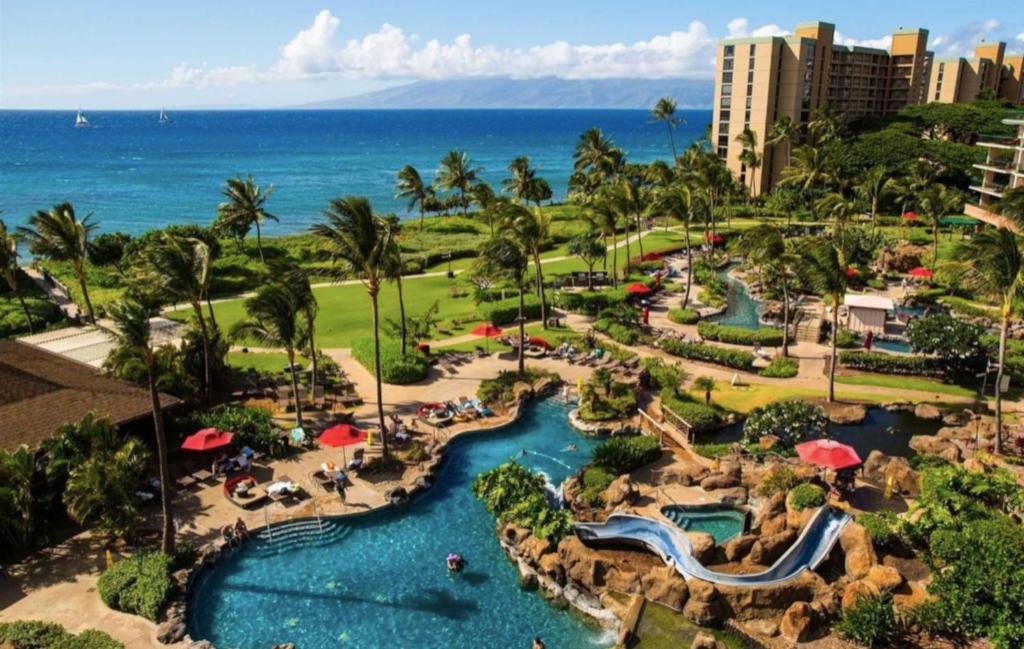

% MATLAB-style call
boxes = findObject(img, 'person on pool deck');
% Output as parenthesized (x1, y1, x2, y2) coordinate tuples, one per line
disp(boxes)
(233, 517, 249, 541)
(221, 525, 236, 548)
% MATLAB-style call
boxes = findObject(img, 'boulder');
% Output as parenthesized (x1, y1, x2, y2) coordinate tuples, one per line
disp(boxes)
(779, 601, 814, 643)
(884, 457, 920, 496)
(603, 475, 640, 511)
(909, 435, 961, 463)
(743, 618, 780, 638)
(556, 536, 640, 594)
(786, 506, 817, 532)
(706, 487, 748, 506)
(914, 403, 942, 420)
(754, 492, 786, 529)
(538, 553, 565, 585)
(839, 523, 878, 580)
(687, 532, 716, 565)
(862, 450, 891, 483)
(867, 565, 903, 591)
(942, 411, 966, 426)
(641, 564, 689, 610)
(519, 534, 554, 564)
(683, 596, 725, 626)
(156, 620, 187, 644)
(758, 512, 788, 537)
(722, 534, 757, 562)
(687, 578, 717, 602)
(700, 472, 740, 491)
(715, 571, 821, 620)
(827, 403, 867, 425)
(842, 579, 881, 611)
(747, 529, 797, 566)
(690, 632, 723, 649)
(502, 523, 531, 546)
(673, 463, 710, 486)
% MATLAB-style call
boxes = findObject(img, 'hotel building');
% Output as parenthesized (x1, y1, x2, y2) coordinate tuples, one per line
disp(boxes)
(965, 116, 1024, 229)
(929, 42, 1024, 104)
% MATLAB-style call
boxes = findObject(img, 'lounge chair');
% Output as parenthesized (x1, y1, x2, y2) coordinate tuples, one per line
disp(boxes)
(310, 469, 336, 492)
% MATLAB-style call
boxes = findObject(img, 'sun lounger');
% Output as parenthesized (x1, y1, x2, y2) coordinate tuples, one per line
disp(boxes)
(311, 469, 336, 491)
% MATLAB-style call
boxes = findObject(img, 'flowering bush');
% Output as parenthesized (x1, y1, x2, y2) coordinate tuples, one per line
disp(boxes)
(741, 400, 828, 448)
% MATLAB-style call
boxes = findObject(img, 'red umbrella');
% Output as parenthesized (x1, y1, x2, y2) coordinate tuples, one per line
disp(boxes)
(471, 323, 503, 337)
(845, 266, 859, 278)
(705, 232, 725, 244)
(795, 439, 862, 470)
(625, 282, 653, 295)
(319, 424, 367, 448)
(901, 211, 918, 220)
(181, 428, 234, 451)
(909, 267, 933, 278)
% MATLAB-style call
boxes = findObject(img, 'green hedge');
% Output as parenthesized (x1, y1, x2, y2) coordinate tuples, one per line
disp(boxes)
(759, 356, 799, 378)
(660, 338, 755, 371)
(0, 622, 124, 649)
(352, 337, 430, 384)
(593, 319, 644, 345)
(552, 289, 627, 316)
(789, 483, 825, 511)
(697, 321, 783, 346)
(479, 294, 541, 326)
(580, 465, 616, 506)
(473, 462, 575, 542)
(591, 435, 661, 474)
(660, 388, 721, 431)
(177, 404, 282, 455)
(835, 330, 859, 349)
(97, 552, 172, 622)
(838, 351, 944, 377)
(667, 308, 700, 325)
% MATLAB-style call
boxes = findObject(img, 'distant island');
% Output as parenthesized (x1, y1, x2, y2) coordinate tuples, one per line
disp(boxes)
(295, 76, 713, 110)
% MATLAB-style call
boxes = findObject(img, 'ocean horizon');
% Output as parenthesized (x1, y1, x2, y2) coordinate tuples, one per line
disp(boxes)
(0, 109, 710, 237)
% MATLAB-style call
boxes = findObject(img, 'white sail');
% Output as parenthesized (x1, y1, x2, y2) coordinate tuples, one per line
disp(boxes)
(75, 109, 90, 128)
(158, 108, 170, 123)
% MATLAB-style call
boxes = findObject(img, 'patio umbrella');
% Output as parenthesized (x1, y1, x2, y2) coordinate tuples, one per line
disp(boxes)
(527, 336, 550, 350)
(705, 232, 725, 244)
(625, 282, 653, 296)
(901, 211, 918, 220)
(795, 439, 862, 470)
(845, 267, 859, 278)
(181, 427, 234, 451)
(909, 267, 933, 278)
(320, 423, 367, 465)
(471, 322, 503, 351)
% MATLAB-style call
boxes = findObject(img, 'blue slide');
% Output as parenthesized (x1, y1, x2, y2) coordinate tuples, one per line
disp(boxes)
(575, 506, 850, 587)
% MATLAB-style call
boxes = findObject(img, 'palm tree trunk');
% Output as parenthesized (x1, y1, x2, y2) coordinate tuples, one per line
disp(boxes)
(397, 274, 408, 355)
(205, 295, 218, 330)
(287, 347, 303, 428)
(995, 312, 1008, 454)
(932, 228, 939, 272)
(623, 219, 632, 276)
(586, 263, 595, 290)
(682, 222, 692, 308)
(15, 289, 34, 334)
(668, 125, 677, 161)
(461, 189, 468, 217)
(370, 289, 389, 457)
(517, 282, 526, 374)
(307, 318, 317, 410)
(420, 205, 426, 231)
(192, 304, 213, 405)
(147, 366, 174, 555)
(74, 264, 96, 324)
(828, 302, 838, 402)
(533, 250, 548, 330)
(255, 221, 265, 263)
(636, 212, 645, 258)
(611, 233, 619, 288)
(782, 282, 790, 358)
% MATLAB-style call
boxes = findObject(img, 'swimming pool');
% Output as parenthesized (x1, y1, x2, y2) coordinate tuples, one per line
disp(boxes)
(711, 269, 762, 330)
(660, 504, 747, 544)
(187, 400, 610, 648)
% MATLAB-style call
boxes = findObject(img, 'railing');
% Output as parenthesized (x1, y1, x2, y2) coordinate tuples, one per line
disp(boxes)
(312, 499, 323, 534)
(659, 405, 694, 443)
(263, 505, 272, 543)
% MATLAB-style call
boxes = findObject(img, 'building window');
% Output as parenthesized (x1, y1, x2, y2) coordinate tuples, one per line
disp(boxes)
(724, 45, 735, 57)
(722, 71, 733, 83)
(747, 69, 754, 83)
(745, 97, 752, 108)
(717, 135, 729, 147)
(721, 84, 732, 96)
(723, 59, 734, 71)
(720, 97, 732, 108)
(719, 110, 730, 121)
(749, 44, 756, 55)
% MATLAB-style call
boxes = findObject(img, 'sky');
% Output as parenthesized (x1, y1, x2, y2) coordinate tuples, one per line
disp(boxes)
(0, 0, 1020, 109)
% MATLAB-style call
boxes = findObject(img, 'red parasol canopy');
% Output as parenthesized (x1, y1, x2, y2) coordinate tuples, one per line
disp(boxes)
(845, 267, 859, 278)
(527, 336, 550, 350)
(909, 267, 933, 278)
(471, 323, 503, 337)
(901, 211, 918, 220)
(319, 424, 367, 448)
(795, 439, 862, 470)
(181, 428, 234, 451)
(625, 282, 653, 295)
(706, 232, 725, 243)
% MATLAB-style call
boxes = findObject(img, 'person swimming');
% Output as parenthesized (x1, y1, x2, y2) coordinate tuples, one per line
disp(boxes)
(446, 553, 467, 572)
(562, 444, 578, 452)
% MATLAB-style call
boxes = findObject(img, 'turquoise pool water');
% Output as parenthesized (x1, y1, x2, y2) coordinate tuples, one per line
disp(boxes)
(187, 400, 610, 649)
(660, 505, 746, 544)
(711, 269, 762, 330)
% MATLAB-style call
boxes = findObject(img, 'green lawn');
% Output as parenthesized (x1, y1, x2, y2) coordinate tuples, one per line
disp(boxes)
(835, 374, 977, 398)
(226, 351, 307, 374)
(699, 382, 955, 414)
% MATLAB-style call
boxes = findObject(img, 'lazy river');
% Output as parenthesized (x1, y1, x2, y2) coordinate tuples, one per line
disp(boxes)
(187, 400, 610, 649)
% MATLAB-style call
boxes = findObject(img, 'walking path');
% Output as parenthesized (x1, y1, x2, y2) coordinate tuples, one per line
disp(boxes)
(22, 266, 84, 320)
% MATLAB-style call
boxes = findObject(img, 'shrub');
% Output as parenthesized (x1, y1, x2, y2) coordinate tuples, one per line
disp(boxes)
(789, 483, 825, 511)
(0, 621, 71, 649)
(757, 465, 803, 497)
(477, 368, 549, 404)
(593, 319, 644, 346)
(580, 466, 616, 506)
(838, 351, 946, 377)
(553, 289, 627, 316)
(642, 357, 688, 392)
(692, 443, 735, 459)
(54, 630, 125, 649)
(473, 462, 575, 542)
(579, 380, 637, 421)
(835, 591, 896, 648)
(910, 465, 1021, 536)
(660, 338, 755, 371)
(667, 308, 700, 325)
(97, 552, 172, 622)
(856, 511, 901, 550)
(479, 294, 541, 326)
(591, 435, 661, 474)
(759, 356, 799, 378)
(178, 404, 281, 455)
(659, 388, 721, 431)
(742, 401, 828, 448)
(906, 313, 986, 380)
(697, 321, 784, 347)
(835, 330, 859, 349)
(351, 337, 429, 384)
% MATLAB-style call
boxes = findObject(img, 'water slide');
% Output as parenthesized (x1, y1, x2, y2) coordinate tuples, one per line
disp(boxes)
(575, 506, 850, 587)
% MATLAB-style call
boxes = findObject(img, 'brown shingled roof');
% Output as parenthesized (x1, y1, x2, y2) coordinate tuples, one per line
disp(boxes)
(0, 340, 180, 451)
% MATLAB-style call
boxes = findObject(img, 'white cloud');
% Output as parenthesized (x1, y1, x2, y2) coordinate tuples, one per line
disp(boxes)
(930, 19, 1000, 57)
(1017, 32, 1024, 43)
(725, 18, 787, 39)
(835, 32, 892, 50)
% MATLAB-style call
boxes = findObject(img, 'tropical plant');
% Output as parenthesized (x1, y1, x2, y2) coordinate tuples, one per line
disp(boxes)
(470, 183, 500, 235)
(592, 435, 661, 475)
(919, 184, 965, 271)
(472, 235, 529, 373)
(97, 551, 172, 622)
(0, 444, 36, 550)
(312, 197, 395, 453)
(395, 164, 430, 230)
(952, 228, 1024, 453)
(573, 127, 621, 186)
(588, 194, 622, 288)
(650, 96, 682, 160)
(735, 128, 762, 202)
(472, 462, 574, 542)
(435, 150, 480, 217)
(798, 240, 849, 401)
(735, 224, 799, 356)
(0, 219, 34, 333)
(995, 186, 1024, 221)
(789, 483, 825, 511)
(500, 201, 551, 328)
(270, 262, 320, 399)
(18, 202, 98, 323)
(693, 375, 716, 405)
(767, 115, 798, 171)
(742, 400, 828, 448)
(857, 165, 889, 227)
(567, 229, 605, 291)
(107, 297, 174, 554)
(808, 104, 843, 144)
(649, 181, 697, 306)
(815, 192, 858, 244)
(381, 220, 408, 354)
(835, 591, 896, 648)
(779, 145, 834, 204)
(215, 175, 277, 262)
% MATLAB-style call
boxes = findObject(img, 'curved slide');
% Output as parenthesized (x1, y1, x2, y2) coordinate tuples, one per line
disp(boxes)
(575, 506, 850, 587)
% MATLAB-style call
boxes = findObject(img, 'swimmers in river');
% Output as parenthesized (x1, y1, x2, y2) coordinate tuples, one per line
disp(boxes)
(532, 638, 546, 649)
(519, 448, 528, 457)
(563, 444, 578, 452)
(447, 553, 467, 572)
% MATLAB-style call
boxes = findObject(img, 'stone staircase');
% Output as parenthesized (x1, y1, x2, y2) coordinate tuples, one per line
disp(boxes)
(249, 518, 351, 557)
(794, 318, 823, 344)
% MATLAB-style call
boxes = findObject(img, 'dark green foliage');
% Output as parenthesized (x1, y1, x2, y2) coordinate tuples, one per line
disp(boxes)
(660, 338, 755, 371)
(697, 321, 783, 347)
(53, 630, 125, 649)
(906, 313, 985, 380)
(838, 351, 944, 377)
(0, 621, 71, 649)
(856, 511, 901, 550)
(667, 307, 700, 324)
(834, 329, 858, 349)
(591, 435, 660, 475)
(580, 466, 616, 506)
(659, 388, 721, 431)
(910, 465, 1021, 537)
(87, 232, 132, 266)
(742, 400, 828, 448)
(0, 270, 63, 337)
(692, 443, 735, 459)
(351, 337, 429, 384)
(757, 465, 802, 497)
(835, 591, 896, 648)
(472, 462, 574, 542)
(641, 357, 688, 392)
(789, 483, 825, 511)
(579, 380, 637, 422)
(478, 294, 541, 326)
(553, 289, 627, 316)
(758, 356, 799, 378)
(97, 552, 173, 622)
(177, 404, 282, 456)
(476, 368, 549, 404)
(592, 319, 644, 345)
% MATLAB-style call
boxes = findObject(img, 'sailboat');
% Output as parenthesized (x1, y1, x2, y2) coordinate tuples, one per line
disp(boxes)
(74, 109, 90, 128)
(158, 108, 171, 124)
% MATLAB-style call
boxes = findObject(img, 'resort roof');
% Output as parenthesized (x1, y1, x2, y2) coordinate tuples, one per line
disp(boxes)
(0, 340, 179, 451)
(844, 295, 895, 311)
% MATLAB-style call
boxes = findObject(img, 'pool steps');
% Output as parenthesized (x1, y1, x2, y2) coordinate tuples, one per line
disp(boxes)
(248, 518, 351, 557)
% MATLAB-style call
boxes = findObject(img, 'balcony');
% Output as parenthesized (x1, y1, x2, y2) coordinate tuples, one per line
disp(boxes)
(965, 202, 1020, 232)
(976, 134, 1023, 150)
(974, 162, 1019, 175)
(971, 184, 1007, 199)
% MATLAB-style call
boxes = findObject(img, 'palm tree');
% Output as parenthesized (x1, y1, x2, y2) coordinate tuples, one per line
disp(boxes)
(767, 115, 798, 172)
(273, 262, 320, 403)
(574, 128, 621, 187)
(682, 152, 733, 249)
(693, 376, 716, 405)
(857, 166, 889, 227)
(436, 151, 481, 217)
(473, 236, 529, 373)
(503, 157, 539, 203)
(501, 202, 551, 329)
(395, 165, 430, 230)
(995, 186, 1024, 220)
(815, 192, 858, 245)
(953, 229, 1024, 454)
(920, 185, 965, 272)
(735, 128, 762, 202)
(568, 229, 605, 291)
(798, 240, 849, 402)
(18, 202, 97, 323)
(216, 175, 277, 263)
(107, 297, 174, 554)
(382, 222, 409, 354)
(146, 235, 215, 403)
(232, 285, 306, 427)
(649, 182, 697, 307)
(311, 197, 394, 455)
(619, 175, 648, 259)
(650, 97, 683, 160)
(0, 445, 36, 550)
(589, 193, 623, 288)
(471, 183, 499, 235)
(0, 219, 34, 333)
(736, 224, 800, 357)
(808, 104, 842, 145)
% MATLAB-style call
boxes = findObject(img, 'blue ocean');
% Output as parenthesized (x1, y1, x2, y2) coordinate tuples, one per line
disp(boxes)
(0, 109, 709, 236)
